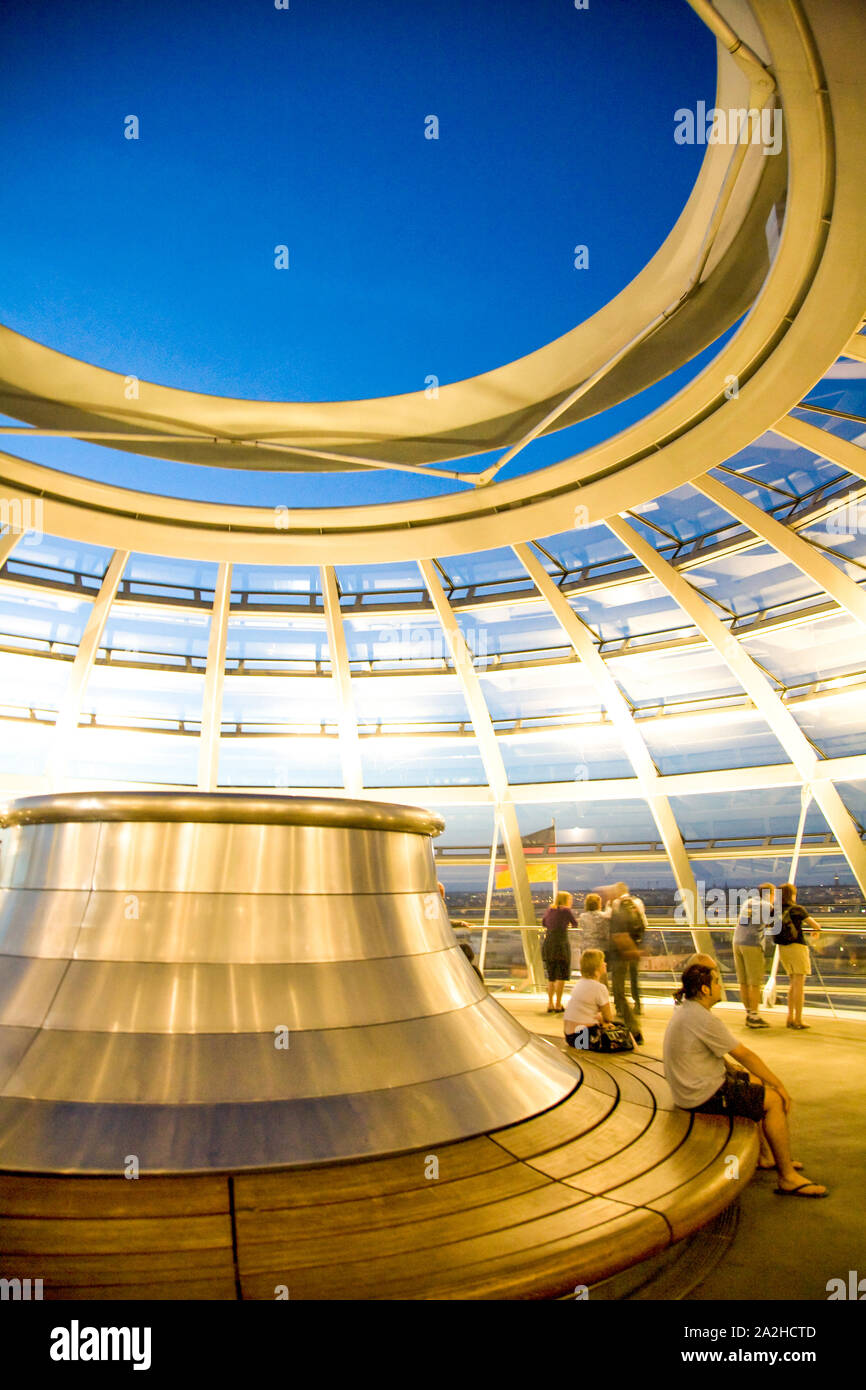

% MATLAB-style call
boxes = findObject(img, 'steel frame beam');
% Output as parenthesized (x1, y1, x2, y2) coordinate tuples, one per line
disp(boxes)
(320, 565, 363, 796)
(607, 515, 866, 895)
(47, 549, 129, 787)
(419, 558, 544, 986)
(773, 415, 866, 482)
(694, 472, 866, 628)
(514, 542, 716, 960)
(197, 562, 232, 792)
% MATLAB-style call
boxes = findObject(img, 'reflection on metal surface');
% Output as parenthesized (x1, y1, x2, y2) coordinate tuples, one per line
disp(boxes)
(0, 792, 576, 1172)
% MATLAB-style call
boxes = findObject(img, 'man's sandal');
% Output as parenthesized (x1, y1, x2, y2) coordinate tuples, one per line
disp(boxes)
(774, 1180, 828, 1197)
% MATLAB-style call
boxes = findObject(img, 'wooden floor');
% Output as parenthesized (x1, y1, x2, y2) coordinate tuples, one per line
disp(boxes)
(0, 1052, 759, 1299)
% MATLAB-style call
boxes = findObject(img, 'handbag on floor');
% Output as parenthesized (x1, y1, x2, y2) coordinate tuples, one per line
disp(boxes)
(594, 1021, 635, 1053)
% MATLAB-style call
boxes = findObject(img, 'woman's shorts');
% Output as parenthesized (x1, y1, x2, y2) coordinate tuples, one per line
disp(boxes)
(542, 952, 571, 982)
(688, 1074, 766, 1122)
(779, 942, 811, 976)
(733, 943, 765, 989)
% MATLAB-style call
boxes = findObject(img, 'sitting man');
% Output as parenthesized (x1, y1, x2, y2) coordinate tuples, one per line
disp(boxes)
(663, 959, 827, 1197)
(562, 949, 614, 1049)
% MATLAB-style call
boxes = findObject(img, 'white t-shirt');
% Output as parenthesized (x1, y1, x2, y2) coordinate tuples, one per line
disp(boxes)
(663, 1000, 738, 1108)
(563, 976, 610, 1030)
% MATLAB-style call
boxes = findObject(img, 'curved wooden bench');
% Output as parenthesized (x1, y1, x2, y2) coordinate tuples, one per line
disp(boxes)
(0, 1053, 758, 1299)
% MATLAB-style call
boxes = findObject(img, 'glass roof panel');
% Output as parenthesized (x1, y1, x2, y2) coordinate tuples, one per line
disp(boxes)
(455, 600, 567, 658)
(219, 737, 342, 789)
(336, 563, 427, 597)
(438, 549, 528, 591)
(342, 615, 443, 667)
(712, 432, 846, 500)
(514, 799, 659, 844)
(797, 498, 866, 579)
(836, 781, 866, 830)
(480, 666, 599, 723)
(668, 787, 832, 842)
(0, 651, 73, 710)
(4, 533, 112, 580)
(625, 484, 742, 546)
(103, 606, 210, 660)
(231, 565, 320, 598)
(81, 667, 205, 723)
(639, 708, 788, 774)
(531, 524, 632, 576)
(0, 719, 51, 778)
(569, 578, 696, 643)
(739, 612, 866, 686)
(220, 675, 339, 726)
(684, 544, 823, 617)
(0, 588, 93, 647)
(351, 674, 471, 726)
(499, 726, 633, 783)
(360, 737, 486, 788)
(426, 803, 496, 849)
(789, 690, 866, 760)
(789, 406, 866, 447)
(124, 554, 221, 601)
(226, 615, 329, 666)
(66, 728, 199, 786)
(608, 646, 746, 707)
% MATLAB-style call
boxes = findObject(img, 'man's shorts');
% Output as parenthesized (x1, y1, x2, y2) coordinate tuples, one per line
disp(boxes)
(733, 943, 765, 990)
(543, 953, 571, 982)
(779, 943, 811, 976)
(688, 1073, 766, 1122)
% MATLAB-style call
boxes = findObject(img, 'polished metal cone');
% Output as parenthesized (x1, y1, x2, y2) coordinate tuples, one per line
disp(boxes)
(0, 793, 576, 1174)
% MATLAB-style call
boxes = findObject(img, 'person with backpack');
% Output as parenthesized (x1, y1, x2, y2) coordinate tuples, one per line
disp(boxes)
(775, 883, 821, 1030)
(608, 888, 646, 1045)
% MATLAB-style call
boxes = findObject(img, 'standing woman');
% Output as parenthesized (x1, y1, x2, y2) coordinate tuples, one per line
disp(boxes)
(541, 891, 579, 1014)
(777, 883, 820, 1030)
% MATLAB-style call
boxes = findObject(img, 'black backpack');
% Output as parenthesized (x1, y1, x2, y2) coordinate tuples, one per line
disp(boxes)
(611, 897, 645, 946)
(776, 906, 799, 947)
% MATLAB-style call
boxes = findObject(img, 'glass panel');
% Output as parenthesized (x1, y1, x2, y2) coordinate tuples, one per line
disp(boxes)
(454, 600, 565, 660)
(230, 565, 320, 598)
(625, 483, 740, 544)
(342, 615, 446, 667)
(499, 727, 633, 783)
(739, 612, 865, 687)
(685, 544, 823, 616)
(608, 646, 745, 707)
(667, 788, 831, 843)
(220, 675, 339, 726)
(0, 651, 74, 711)
(433, 865, 518, 933)
(351, 674, 470, 726)
(360, 736, 486, 788)
(123, 554, 220, 600)
(640, 708, 789, 774)
(65, 727, 199, 785)
(103, 606, 210, 659)
(790, 691, 866, 759)
(569, 578, 697, 644)
(714, 431, 846, 498)
(530, 525, 633, 577)
(4, 532, 112, 580)
(797, 495, 866, 581)
(335, 562, 426, 597)
(219, 736, 343, 788)
(514, 798, 660, 846)
(226, 616, 329, 666)
(836, 780, 866, 830)
(480, 666, 599, 723)
(81, 667, 205, 723)
(437, 548, 527, 590)
(427, 804, 497, 850)
(0, 588, 93, 647)
(0, 719, 51, 779)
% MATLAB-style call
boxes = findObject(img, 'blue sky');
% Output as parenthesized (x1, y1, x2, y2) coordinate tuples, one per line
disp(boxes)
(0, 0, 715, 504)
